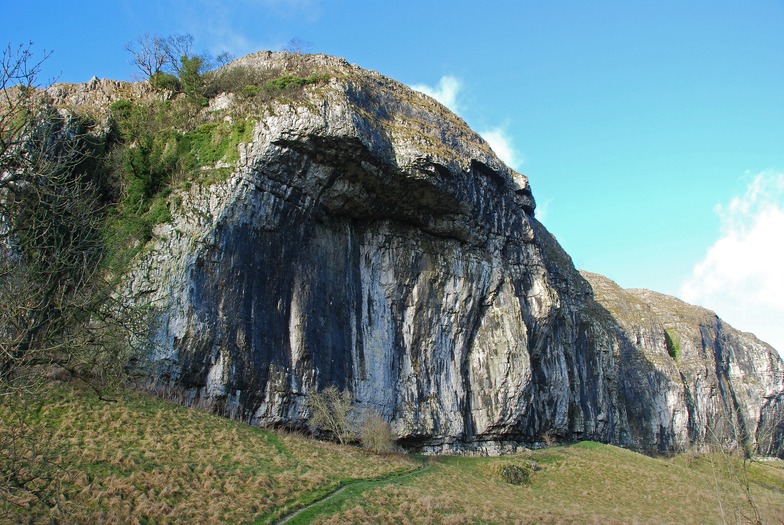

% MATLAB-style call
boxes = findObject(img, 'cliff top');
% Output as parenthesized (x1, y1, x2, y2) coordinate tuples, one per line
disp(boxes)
(38, 51, 532, 206)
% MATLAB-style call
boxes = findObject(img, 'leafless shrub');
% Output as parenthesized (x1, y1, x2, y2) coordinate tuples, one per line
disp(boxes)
(306, 385, 356, 445)
(284, 38, 314, 54)
(1, 42, 148, 516)
(702, 403, 782, 525)
(361, 411, 394, 454)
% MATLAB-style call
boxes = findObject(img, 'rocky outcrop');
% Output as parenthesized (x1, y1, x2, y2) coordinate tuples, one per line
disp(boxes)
(121, 52, 784, 455)
(581, 272, 784, 455)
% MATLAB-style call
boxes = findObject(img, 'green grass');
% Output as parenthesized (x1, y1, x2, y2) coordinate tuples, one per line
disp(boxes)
(181, 119, 254, 167)
(103, 100, 256, 273)
(310, 443, 784, 524)
(2, 386, 784, 524)
(240, 73, 328, 97)
(665, 329, 682, 360)
(282, 464, 430, 524)
(0, 384, 416, 524)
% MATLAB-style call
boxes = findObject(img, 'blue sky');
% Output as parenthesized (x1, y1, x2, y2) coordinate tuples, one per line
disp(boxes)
(3, 1, 783, 352)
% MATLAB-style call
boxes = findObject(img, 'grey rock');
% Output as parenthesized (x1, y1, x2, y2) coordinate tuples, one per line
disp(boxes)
(120, 51, 784, 455)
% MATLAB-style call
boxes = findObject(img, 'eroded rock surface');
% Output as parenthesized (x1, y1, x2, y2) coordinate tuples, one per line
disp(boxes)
(120, 52, 783, 454)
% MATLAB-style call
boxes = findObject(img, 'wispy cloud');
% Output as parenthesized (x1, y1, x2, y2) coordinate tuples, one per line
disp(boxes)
(170, 0, 320, 57)
(410, 76, 523, 170)
(680, 171, 784, 354)
(410, 75, 462, 113)
(249, 0, 321, 20)
(477, 126, 524, 170)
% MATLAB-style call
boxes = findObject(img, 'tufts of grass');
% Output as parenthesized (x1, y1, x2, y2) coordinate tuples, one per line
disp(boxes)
(5, 386, 784, 524)
(0, 383, 416, 524)
(312, 443, 784, 524)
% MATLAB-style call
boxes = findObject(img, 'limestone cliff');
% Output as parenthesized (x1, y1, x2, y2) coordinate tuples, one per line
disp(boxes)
(581, 272, 784, 455)
(105, 52, 783, 454)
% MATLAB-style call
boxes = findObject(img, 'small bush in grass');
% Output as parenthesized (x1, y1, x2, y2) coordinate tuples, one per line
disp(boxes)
(360, 411, 394, 454)
(496, 463, 531, 486)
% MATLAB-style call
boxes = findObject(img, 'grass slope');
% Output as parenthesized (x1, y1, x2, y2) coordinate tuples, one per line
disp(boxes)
(0, 384, 416, 524)
(3, 384, 784, 524)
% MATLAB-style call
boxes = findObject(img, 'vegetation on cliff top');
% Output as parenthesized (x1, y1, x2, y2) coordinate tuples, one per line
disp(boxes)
(90, 35, 333, 272)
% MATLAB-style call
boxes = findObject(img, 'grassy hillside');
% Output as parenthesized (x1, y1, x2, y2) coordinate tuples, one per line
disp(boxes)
(2, 384, 784, 524)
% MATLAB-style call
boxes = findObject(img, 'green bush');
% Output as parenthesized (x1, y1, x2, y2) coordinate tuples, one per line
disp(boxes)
(150, 71, 181, 91)
(241, 84, 264, 97)
(665, 330, 681, 360)
(109, 99, 134, 120)
(265, 74, 307, 91)
(179, 55, 205, 95)
(499, 464, 531, 485)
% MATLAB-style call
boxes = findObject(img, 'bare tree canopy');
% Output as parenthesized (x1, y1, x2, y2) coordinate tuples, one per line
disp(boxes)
(125, 33, 201, 84)
(1, 43, 146, 397)
(125, 33, 168, 80)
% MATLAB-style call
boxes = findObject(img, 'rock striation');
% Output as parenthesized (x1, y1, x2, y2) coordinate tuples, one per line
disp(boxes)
(117, 52, 784, 454)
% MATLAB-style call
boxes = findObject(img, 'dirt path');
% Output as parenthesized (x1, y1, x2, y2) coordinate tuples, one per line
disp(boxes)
(275, 462, 430, 524)
(276, 483, 351, 524)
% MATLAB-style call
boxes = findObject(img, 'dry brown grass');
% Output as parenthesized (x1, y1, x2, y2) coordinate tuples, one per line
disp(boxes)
(312, 442, 784, 524)
(4, 385, 784, 524)
(0, 383, 415, 524)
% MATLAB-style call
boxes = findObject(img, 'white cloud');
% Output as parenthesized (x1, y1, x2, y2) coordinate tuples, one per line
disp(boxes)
(680, 172, 784, 354)
(411, 76, 524, 170)
(478, 126, 524, 170)
(171, 0, 320, 58)
(533, 197, 551, 224)
(410, 75, 462, 113)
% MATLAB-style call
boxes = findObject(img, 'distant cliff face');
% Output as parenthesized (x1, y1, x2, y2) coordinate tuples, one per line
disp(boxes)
(110, 52, 784, 454)
(580, 272, 784, 455)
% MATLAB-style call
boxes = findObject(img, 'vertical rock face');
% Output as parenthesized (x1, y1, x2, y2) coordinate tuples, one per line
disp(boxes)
(124, 52, 784, 454)
(580, 272, 784, 454)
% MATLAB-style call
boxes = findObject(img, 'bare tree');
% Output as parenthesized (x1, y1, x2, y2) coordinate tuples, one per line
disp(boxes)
(701, 402, 784, 525)
(126, 33, 205, 88)
(284, 38, 313, 54)
(1, 43, 148, 515)
(125, 33, 167, 81)
(161, 33, 195, 77)
(1, 80, 99, 394)
(306, 385, 356, 445)
(214, 51, 235, 68)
